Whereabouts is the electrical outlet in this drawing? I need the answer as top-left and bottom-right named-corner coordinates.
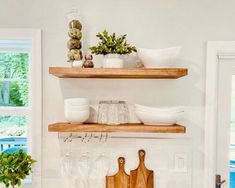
top-left (174, 153), bottom-right (188, 173)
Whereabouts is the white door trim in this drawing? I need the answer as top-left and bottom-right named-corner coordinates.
top-left (205, 41), bottom-right (235, 188)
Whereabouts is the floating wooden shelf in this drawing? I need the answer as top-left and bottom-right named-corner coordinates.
top-left (48, 123), bottom-right (186, 133)
top-left (49, 67), bottom-right (188, 79)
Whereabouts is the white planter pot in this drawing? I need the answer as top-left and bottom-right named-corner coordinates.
top-left (72, 60), bottom-right (83, 68)
top-left (103, 54), bottom-right (124, 68)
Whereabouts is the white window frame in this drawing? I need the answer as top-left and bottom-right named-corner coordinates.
top-left (205, 41), bottom-right (235, 188)
top-left (0, 29), bottom-right (42, 188)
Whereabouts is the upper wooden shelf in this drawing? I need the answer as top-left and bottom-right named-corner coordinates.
top-left (48, 123), bottom-right (186, 134)
top-left (49, 67), bottom-right (188, 79)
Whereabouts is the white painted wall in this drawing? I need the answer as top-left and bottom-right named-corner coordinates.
top-left (1, 0), bottom-right (235, 187)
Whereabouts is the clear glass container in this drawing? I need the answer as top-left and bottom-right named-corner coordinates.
top-left (66, 8), bottom-right (83, 65)
top-left (66, 8), bottom-right (82, 26)
top-left (97, 100), bottom-right (129, 125)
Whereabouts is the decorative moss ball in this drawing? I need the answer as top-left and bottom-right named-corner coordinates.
top-left (68, 28), bottom-right (82, 40)
top-left (67, 39), bottom-right (82, 50)
top-left (69, 20), bottom-right (82, 30)
top-left (68, 49), bottom-right (83, 61)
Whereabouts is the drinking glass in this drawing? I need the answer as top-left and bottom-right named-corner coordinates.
top-left (75, 152), bottom-right (90, 188)
top-left (88, 153), bottom-right (110, 188)
top-left (97, 101), bottom-right (109, 124)
top-left (97, 100), bottom-right (129, 125)
top-left (61, 154), bottom-right (72, 177)
top-left (118, 101), bottom-right (129, 124)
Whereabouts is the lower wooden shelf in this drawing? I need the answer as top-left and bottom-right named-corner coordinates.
top-left (48, 123), bottom-right (186, 134)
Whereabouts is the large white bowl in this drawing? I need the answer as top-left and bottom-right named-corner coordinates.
top-left (137, 46), bottom-right (181, 68)
top-left (65, 110), bottom-right (90, 124)
top-left (64, 98), bottom-right (89, 106)
top-left (65, 104), bottom-right (90, 111)
top-left (135, 109), bottom-right (182, 125)
top-left (135, 104), bottom-right (184, 114)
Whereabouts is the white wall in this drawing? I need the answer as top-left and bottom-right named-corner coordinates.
top-left (1, 0), bottom-right (235, 187)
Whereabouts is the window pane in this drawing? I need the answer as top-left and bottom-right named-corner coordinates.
top-left (0, 52), bottom-right (29, 80)
top-left (0, 116), bottom-right (27, 153)
top-left (0, 115), bottom-right (27, 137)
top-left (0, 81), bottom-right (28, 106)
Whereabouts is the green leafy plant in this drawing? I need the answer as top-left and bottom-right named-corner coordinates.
top-left (0, 150), bottom-right (36, 188)
top-left (90, 30), bottom-right (137, 55)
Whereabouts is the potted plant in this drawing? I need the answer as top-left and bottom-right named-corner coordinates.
top-left (90, 30), bottom-right (137, 68)
top-left (0, 149), bottom-right (36, 188)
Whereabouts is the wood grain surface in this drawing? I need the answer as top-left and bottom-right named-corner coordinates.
top-left (49, 67), bottom-right (188, 79)
top-left (106, 157), bottom-right (130, 188)
top-left (130, 150), bottom-right (154, 188)
top-left (48, 123), bottom-right (186, 133)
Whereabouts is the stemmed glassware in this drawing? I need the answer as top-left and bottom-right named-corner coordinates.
top-left (60, 140), bottom-right (73, 177)
top-left (75, 152), bottom-right (90, 188)
top-left (88, 153), bottom-right (110, 188)
top-left (61, 148), bottom-right (110, 188)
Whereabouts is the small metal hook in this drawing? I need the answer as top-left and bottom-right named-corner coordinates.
top-left (99, 133), bottom-right (103, 142)
top-left (64, 133), bottom-right (73, 143)
top-left (81, 133), bottom-right (88, 143)
top-left (87, 133), bottom-right (93, 142)
top-left (69, 135), bottom-right (73, 142)
top-left (104, 133), bottom-right (108, 142)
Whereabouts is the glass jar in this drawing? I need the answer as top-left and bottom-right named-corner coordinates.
top-left (97, 100), bottom-right (129, 125)
top-left (66, 8), bottom-right (83, 64)
top-left (66, 8), bottom-right (82, 28)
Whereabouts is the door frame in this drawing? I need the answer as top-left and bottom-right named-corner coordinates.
top-left (205, 41), bottom-right (235, 188)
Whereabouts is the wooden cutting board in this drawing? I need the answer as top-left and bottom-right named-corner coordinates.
top-left (130, 150), bottom-right (154, 188)
top-left (106, 157), bottom-right (130, 188)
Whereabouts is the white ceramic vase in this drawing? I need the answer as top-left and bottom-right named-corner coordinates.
top-left (103, 54), bottom-right (124, 68)
top-left (72, 60), bottom-right (83, 68)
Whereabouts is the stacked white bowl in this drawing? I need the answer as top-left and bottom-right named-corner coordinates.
top-left (64, 98), bottom-right (90, 124)
top-left (135, 104), bottom-right (184, 126)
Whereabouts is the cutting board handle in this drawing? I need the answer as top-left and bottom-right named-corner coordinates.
top-left (118, 157), bottom-right (126, 172)
top-left (138, 149), bottom-right (146, 163)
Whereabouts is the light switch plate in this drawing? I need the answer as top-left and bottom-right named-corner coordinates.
top-left (174, 153), bottom-right (188, 173)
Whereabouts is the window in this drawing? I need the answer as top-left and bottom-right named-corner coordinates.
top-left (0, 42), bottom-right (30, 152)
top-left (0, 29), bottom-right (41, 188)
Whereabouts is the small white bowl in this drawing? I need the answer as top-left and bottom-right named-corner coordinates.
top-left (64, 98), bottom-right (89, 106)
top-left (135, 109), bottom-right (182, 125)
top-left (137, 46), bottom-right (181, 68)
top-left (65, 104), bottom-right (90, 111)
top-left (65, 110), bottom-right (90, 124)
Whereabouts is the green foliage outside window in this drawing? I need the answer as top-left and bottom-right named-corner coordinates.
top-left (0, 52), bottom-right (29, 137)
top-left (0, 52), bottom-right (29, 106)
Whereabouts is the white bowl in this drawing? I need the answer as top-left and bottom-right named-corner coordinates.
top-left (137, 46), bottom-right (181, 68)
top-left (65, 104), bottom-right (90, 111)
top-left (135, 104), bottom-right (184, 113)
top-left (64, 98), bottom-right (89, 106)
top-left (65, 110), bottom-right (90, 124)
top-left (135, 109), bottom-right (182, 125)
